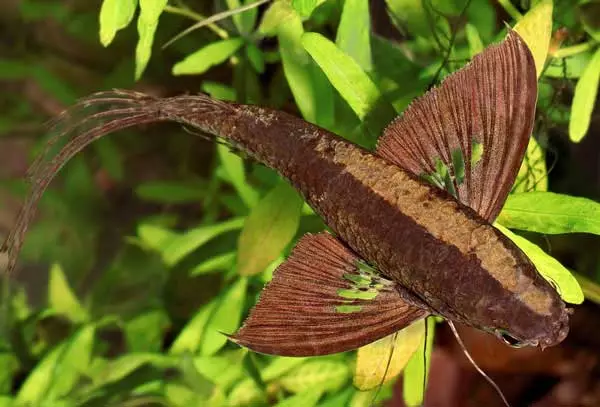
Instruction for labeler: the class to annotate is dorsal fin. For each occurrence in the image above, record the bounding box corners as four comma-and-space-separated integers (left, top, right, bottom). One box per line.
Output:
230, 232, 429, 356
376, 30, 537, 222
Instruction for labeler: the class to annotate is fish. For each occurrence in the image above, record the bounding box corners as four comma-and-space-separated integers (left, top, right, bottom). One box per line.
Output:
1, 30, 569, 358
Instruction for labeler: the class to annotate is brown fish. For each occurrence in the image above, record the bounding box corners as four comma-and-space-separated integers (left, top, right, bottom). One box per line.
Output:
1, 31, 569, 357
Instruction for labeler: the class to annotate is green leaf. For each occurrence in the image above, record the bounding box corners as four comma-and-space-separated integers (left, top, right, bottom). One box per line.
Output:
16, 325, 95, 404
190, 252, 236, 276
125, 309, 168, 352
237, 182, 303, 276
494, 223, 584, 304
228, 378, 266, 406
162, 217, 245, 266
200, 277, 248, 355
465, 23, 484, 57
135, 180, 206, 203
513, 0, 553, 78
512, 137, 548, 193
354, 322, 424, 390
403, 318, 435, 407
217, 143, 259, 208
498, 192, 600, 235
246, 42, 265, 73
135, 0, 167, 79
569, 47, 600, 143
385, 0, 430, 39
89, 353, 175, 389
336, 0, 372, 71
194, 355, 245, 390
261, 357, 308, 381
169, 300, 218, 355
226, 0, 258, 35
258, 0, 297, 36
277, 7, 335, 128
137, 223, 178, 252
302, 32, 395, 136
202, 81, 237, 101
274, 388, 324, 407
302, 32, 380, 119
48, 263, 88, 323
280, 359, 349, 394
99, 0, 138, 47
0, 353, 17, 394
242, 351, 267, 390
292, 0, 320, 18
173, 38, 245, 76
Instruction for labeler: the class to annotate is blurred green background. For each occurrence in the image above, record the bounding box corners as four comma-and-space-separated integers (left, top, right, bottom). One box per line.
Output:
1, 0, 600, 406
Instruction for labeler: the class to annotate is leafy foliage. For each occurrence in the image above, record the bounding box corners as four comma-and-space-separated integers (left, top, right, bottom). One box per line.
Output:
1, 0, 600, 406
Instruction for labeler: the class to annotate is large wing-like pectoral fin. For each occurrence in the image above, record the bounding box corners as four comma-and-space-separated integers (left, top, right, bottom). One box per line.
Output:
377, 30, 537, 222
230, 232, 429, 356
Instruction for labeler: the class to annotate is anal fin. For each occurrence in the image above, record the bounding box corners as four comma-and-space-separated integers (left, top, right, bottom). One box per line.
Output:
230, 232, 429, 356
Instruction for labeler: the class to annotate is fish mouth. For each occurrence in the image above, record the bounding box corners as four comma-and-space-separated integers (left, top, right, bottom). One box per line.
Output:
538, 309, 570, 350
494, 329, 538, 348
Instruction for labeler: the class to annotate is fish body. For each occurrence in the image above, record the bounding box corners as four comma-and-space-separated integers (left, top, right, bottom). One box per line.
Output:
1, 31, 569, 355
163, 99, 568, 348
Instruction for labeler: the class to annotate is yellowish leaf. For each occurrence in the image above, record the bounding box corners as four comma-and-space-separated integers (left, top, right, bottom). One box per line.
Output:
514, 0, 553, 78
353, 321, 424, 390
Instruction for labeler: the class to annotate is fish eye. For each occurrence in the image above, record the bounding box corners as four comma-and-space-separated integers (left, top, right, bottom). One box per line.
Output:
496, 330, 526, 348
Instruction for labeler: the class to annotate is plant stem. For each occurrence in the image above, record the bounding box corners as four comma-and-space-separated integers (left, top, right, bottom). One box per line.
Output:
552, 42, 596, 59
574, 272, 600, 305
497, 0, 523, 21
164, 5, 229, 39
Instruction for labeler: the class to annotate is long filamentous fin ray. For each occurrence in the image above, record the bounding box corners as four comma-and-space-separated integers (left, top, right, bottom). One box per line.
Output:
1, 90, 233, 275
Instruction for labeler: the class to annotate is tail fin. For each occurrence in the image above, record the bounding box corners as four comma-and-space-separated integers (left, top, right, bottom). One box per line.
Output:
1, 89, 234, 275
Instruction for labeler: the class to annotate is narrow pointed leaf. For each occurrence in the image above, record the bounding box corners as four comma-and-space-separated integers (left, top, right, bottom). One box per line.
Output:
302, 32, 396, 135
280, 360, 349, 393
217, 143, 259, 208
569, 47, 600, 142
237, 182, 303, 276
226, 0, 258, 35
190, 252, 236, 275
16, 325, 95, 404
261, 357, 308, 381
498, 192, 600, 235
276, 7, 334, 128
465, 23, 484, 57
513, 0, 553, 78
336, 0, 372, 71
163, 217, 245, 266
354, 322, 424, 390
292, 0, 321, 17
258, 0, 296, 36
274, 388, 323, 407
135, 0, 167, 79
403, 318, 435, 407
512, 137, 548, 193
99, 0, 138, 46
173, 38, 245, 76
169, 300, 217, 355
495, 223, 584, 304
200, 277, 247, 355
48, 263, 88, 323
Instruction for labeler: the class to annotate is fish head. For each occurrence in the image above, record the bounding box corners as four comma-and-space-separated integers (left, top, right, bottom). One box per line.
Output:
475, 258, 570, 350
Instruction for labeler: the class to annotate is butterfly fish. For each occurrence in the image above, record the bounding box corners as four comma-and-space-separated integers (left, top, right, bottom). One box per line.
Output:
2, 30, 568, 362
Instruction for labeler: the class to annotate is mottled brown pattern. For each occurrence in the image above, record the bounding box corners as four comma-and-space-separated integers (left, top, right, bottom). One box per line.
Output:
194, 100, 566, 347
2, 33, 568, 355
